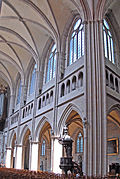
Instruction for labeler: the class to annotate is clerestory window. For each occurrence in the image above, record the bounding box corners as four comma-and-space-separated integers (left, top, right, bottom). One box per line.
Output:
29, 64, 37, 95
46, 44, 56, 82
103, 19, 115, 64
16, 79, 21, 105
69, 19, 84, 65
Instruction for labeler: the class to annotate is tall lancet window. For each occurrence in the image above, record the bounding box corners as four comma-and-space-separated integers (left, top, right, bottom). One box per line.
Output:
69, 19, 84, 65
103, 19, 115, 63
41, 140, 46, 156
29, 64, 37, 95
76, 132, 83, 153
16, 79, 21, 104
46, 44, 56, 82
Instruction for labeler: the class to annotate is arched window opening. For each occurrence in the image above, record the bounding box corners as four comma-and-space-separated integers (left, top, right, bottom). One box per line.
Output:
38, 98, 41, 109
78, 72, 83, 87
106, 70, 109, 86
76, 132, 83, 153
66, 80, 70, 94
50, 91, 53, 103
30, 103, 33, 114
110, 74, 114, 89
69, 19, 84, 65
115, 78, 119, 93
26, 107, 28, 117
28, 105, 30, 115
29, 64, 37, 95
61, 83, 65, 97
16, 80, 21, 105
46, 44, 56, 82
103, 19, 115, 64
46, 93, 49, 105
41, 140, 46, 156
42, 96, 45, 107
72, 76, 77, 90
23, 109, 25, 118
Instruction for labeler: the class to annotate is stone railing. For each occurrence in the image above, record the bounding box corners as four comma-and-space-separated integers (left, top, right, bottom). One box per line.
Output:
106, 67, 120, 93
21, 101, 34, 119
37, 88, 54, 111
11, 111, 19, 125
59, 69, 84, 98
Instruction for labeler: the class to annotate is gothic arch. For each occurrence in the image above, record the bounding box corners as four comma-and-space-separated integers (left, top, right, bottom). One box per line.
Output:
8, 130, 16, 147
107, 104, 120, 115
58, 103, 84, 135
107, 104, 120, 128
35, 117, 52, 142
19, 125, 31, 145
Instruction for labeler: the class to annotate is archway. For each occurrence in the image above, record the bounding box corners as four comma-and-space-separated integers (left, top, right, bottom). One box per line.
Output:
11, 133, 16, 168
22, 128, 31, 170
107, 109, 120, 174
38, 121, 51, 172
63, 110, 84, 171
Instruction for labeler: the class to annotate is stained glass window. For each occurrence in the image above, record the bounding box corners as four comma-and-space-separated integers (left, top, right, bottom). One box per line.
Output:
29, 64, 37, 95
77, 132, 83, 153
16, 80, 21, 104
103, 19, 115, 63
46, 44, 56, 82
41, 140, 46, 156
69, 19, 84, 65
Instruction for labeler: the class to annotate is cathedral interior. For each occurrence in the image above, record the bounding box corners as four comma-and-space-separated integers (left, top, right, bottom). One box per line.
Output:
0, 0, 120, 178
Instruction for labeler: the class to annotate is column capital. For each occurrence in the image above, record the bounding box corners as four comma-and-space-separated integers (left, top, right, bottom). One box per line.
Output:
31, 141, 40, 145
6, 147, 12, 150
51, 136, 60, 140
16, 144, 23, 147
83, 117, 88, 129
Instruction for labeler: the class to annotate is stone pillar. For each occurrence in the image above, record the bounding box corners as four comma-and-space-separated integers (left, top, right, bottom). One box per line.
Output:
84, 20, 107, 177
15, 145, 23, 169
83, 118, 88, 176
31, 142, 39, 171
29, 135, 32, 170
51, 137, 62, 174
6, 147, 12, 168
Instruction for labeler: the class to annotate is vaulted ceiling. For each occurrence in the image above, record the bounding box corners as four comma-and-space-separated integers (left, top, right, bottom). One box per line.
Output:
0, 0, 120, 93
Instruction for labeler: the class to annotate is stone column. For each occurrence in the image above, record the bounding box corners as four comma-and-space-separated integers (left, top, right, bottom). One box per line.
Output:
51, 137, 62, 174
15, 145, 23, 169
83, 118, 88, 176
29, 135, 32, 170
6, 147, 12, 168
53, 52, 60, 135
31, 141, 39, 171
84, 20, 107, 177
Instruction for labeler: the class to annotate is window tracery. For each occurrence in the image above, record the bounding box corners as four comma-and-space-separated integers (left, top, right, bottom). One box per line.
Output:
46, 44, 56, 82
41, 140, 46, 156
29, 64, 37, 95
69, 19, 84, 65
16, 79, 21, 105
76, 132, 83, 153
103, 19, 115, 64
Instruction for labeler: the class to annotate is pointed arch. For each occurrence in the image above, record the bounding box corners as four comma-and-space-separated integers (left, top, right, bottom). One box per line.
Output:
19, 125, 31, 144
8, 130, 16, 147
35, 117, 52, 142
58, 103, 84, 135
107, 104, 120, 128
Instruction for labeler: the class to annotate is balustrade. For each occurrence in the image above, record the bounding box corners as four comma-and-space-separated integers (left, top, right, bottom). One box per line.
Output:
59, 70, 84, 98
106, 67, 120, 93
